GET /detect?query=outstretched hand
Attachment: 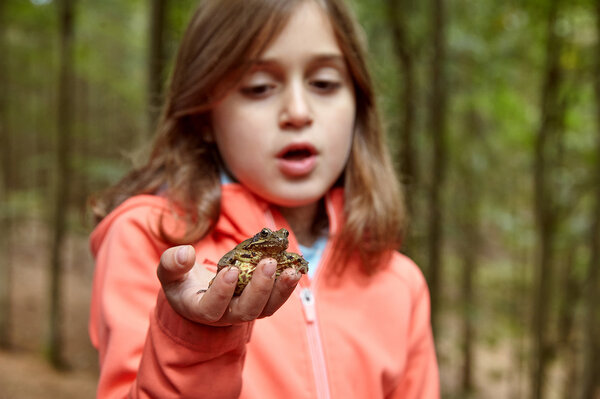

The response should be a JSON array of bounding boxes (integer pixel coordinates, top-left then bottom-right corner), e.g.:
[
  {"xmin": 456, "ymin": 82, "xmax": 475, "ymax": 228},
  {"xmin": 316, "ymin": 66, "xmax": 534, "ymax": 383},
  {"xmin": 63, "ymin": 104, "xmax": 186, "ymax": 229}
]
[{"xmin": 157, "ymin": 245, "xmax": 302, "ymax": 326}]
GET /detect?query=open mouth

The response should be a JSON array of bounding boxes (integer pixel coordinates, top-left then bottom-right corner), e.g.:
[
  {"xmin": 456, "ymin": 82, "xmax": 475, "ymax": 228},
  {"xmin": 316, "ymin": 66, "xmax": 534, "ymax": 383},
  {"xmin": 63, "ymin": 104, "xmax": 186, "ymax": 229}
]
[
  {"xmin": 276, "ymin": 143, "xmax": 318, "ymax": 177},
  {"xmin": 277, "ymin": 143, "xmax": 317, "ymax": 160},
  {"xmin": 281, "ymin": 147, "xmax": 315, "ymax": 160}
]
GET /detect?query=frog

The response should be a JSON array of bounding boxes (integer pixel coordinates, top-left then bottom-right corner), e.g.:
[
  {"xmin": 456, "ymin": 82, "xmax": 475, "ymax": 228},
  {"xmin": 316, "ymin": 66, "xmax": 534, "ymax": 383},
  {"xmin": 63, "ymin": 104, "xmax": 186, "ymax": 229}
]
[{"xmin": 215, "ymin": 227, "xmax": 309, "ymax": 296}]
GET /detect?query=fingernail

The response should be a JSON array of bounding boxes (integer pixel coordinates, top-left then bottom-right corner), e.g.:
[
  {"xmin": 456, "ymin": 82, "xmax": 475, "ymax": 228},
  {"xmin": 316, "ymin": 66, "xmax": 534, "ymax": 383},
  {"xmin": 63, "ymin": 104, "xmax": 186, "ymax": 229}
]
[
  {"xmin": 262, "ymin": 260, "xmax": 277, "ymax": 278},
  {"xmin": 224, "ymin": 267, "xmax": 239, "ymax": 284},
  {"xmin": 284, "ymin": 269, "xmax": 301, "ymax": 285},
  {"xmin": 176, "ymin": 246, "xmax": 190, "ymax": 266}
]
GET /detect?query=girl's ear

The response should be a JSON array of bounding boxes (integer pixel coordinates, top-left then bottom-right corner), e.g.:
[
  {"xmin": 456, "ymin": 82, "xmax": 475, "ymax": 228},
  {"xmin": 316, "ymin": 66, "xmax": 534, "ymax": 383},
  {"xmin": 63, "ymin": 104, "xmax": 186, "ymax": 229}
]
[
  {"xmin": 201, "ymin": 127, "xmax": 215, "ymax": 143},
  {"xmin": 191, "ymin": 114, "xmax": 215, "ymax": 143}
]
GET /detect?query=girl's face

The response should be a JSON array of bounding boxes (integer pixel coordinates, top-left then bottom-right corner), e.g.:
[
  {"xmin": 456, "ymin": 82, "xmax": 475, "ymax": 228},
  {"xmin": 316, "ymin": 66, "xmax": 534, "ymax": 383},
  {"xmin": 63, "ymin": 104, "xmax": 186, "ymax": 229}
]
[{"xmin": 211, "ymin": 1, "xmax": 356, "ymax": 208}]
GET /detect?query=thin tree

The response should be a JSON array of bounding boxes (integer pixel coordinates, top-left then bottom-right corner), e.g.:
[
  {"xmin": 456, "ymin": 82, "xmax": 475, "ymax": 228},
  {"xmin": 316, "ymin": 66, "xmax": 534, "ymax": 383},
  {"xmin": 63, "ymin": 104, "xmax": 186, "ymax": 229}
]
[
  {"xmin": 426, "ymin": 0, "xmax": 448, "ymax": 330},
  {"xmin": 148, "ymin": 0, "xmax": 168, "ymax": 135},
  {"xmin": 458, "ymin": 108, "xmax": 484, "ymax": 396},
  {"xmin": 580, "ymin": 1, "xmax": 600, "ymax": 397},
  {"xmin": 531, "ymin": 0, "xmax": 565, "ymax": 397},
  {"xmin": 386, "ymin": 0, "xmax": 419, "ymax": 243},
  {"xmin": 553, "ymin": 245, "xmax": 580, "ymax": 399},
  {"xmin": 0, "ymin": 0, "xmax": 12, "ymax": 350},
  {"xmin": 47, "ymin": 0, "xmax": 75, "ymax": 369}
]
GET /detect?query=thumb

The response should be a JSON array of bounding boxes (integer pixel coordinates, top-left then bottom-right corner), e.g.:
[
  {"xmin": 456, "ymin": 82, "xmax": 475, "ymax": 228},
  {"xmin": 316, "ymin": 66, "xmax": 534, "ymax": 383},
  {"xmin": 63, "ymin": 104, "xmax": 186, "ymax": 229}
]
[{"xmin": 157, "ymin": 245, "xmax": 196, "ymax": 286}]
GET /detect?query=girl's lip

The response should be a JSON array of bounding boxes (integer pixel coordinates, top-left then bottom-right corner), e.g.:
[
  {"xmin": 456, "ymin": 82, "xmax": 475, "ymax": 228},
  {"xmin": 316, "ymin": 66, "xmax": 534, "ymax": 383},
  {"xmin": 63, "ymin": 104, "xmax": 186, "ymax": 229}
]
[{"xmin": 276, "ymin": 143, "xmax": 318, "ymax": 177}]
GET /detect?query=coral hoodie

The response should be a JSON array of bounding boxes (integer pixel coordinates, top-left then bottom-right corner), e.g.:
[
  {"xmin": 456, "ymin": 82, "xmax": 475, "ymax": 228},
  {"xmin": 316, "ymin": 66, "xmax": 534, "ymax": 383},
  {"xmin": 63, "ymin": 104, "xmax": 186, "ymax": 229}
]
[{"xmin": 89, "ymin": 184, "xmax": 440, "ymax": 398}]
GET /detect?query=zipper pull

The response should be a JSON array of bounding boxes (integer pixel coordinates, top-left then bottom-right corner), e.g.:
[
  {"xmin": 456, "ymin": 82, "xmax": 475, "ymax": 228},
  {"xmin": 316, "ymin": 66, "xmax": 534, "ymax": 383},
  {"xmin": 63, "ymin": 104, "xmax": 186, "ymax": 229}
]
[{"xmin": 300, "ymin": 288, "xmax": 316, "ymax": 323}]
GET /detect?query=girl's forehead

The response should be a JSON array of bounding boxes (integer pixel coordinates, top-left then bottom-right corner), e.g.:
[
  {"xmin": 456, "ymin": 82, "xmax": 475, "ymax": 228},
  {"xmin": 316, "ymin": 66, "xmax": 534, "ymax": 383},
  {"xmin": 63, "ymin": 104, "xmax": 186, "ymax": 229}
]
[{"xmin": 258, "ymin": 1, "xmax": 342, "ymax": 60}]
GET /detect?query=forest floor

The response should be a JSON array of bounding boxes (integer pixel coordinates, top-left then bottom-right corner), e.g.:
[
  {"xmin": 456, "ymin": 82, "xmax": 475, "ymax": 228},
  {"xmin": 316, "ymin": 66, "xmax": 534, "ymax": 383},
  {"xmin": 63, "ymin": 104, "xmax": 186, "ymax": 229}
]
[
  {"xmin": 0, "ymin": 220, "xmax": 571, "ymax": 399},
  {"xmin": 0, "ymin": 220, "xmax": 98, "ymax": 399}
]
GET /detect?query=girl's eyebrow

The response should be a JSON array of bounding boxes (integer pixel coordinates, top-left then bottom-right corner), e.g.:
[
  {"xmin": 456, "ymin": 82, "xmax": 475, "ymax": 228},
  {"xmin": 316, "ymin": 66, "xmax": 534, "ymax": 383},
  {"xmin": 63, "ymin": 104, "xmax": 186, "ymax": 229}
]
[
  {"xmin": 248, "ymin": 53, "xmax": 347, "ymax": 68},
  {"xmin": 310, "ymin": 54, "xmax": 347, "ymax": 66}
]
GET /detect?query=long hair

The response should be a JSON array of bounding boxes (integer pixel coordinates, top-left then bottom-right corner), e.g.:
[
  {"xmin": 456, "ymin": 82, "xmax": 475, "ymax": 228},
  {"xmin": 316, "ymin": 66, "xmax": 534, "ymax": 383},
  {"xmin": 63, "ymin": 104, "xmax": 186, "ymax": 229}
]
[{"xmin": 91, "ymin": 0, "xmax": 405, "ymax": 273}]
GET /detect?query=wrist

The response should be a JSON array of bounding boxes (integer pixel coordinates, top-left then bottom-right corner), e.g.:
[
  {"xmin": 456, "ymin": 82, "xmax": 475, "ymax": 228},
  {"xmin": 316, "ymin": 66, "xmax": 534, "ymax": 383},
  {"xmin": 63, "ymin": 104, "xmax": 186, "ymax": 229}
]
[{"xmin": 154, "ymin": 290, "xmax": 253, "ymax": 352}]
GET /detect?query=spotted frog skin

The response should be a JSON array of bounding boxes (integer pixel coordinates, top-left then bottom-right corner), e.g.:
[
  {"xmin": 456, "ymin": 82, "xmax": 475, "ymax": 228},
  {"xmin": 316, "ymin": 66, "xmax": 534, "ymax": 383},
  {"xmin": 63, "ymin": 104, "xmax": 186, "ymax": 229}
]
[{"xmin": 216, "ymin": 228, "xmax": 309, "ymax": 296}]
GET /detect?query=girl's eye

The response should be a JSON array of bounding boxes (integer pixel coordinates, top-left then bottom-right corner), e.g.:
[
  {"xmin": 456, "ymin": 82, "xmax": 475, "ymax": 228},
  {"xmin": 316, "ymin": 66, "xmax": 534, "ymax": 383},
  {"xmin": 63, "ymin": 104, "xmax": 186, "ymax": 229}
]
[
  {"xmin": 309, "ymin": 64, "xmax": 348, "ymax": 93},
  {"xmin": 310, "ymin": 80, "xmax": 342, "ymax": 93},
  {"xmin": 240, "ymin": 84, "xmax": 274, "ymax": 98}
]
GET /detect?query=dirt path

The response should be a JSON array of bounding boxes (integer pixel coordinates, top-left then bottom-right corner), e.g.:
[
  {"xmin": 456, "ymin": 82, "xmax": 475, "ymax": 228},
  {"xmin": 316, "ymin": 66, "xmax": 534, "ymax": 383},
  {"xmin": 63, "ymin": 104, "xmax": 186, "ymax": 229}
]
[
  {"xmin": 1, "ymin": 221, "xmax": 99, "ymax": 398},
  {"xmin": 0, "ymin": 350, "xmax": 97, "ymax": 399}
]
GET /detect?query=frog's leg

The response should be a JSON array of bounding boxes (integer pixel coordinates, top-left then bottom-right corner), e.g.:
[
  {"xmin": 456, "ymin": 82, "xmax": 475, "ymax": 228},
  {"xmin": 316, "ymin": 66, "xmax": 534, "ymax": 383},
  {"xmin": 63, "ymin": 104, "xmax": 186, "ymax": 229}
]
[{"xmin": 286, "ymin": 254, "xmax": 309, "ymax": 274}]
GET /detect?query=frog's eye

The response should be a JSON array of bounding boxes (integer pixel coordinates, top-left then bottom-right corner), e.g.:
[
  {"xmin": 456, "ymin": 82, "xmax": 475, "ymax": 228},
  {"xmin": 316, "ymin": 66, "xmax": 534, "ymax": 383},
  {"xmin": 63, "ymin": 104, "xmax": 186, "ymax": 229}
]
[
  {"xmin": 260, "ymin": 228, "xmax": 270, "ymax": 237},
  {"xmin": 281, "ymin": 229, "xmax": 289, "ymax": 238}
]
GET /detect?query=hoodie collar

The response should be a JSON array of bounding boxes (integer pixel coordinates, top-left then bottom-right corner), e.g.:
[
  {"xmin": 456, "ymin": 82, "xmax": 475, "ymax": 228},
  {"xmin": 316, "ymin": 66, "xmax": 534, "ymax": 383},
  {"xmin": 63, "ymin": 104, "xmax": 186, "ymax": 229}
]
[{"xmin": 90, "ymin": 184, "xmax": 345, "ymax": 256}]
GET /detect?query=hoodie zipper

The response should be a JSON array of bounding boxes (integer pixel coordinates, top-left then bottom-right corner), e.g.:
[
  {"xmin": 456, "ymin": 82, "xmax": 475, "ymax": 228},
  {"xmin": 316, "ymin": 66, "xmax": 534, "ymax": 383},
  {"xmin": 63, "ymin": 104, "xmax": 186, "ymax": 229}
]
[
  {"xmin": 265, "ymin": 207, "xmax": 332, "ymax": 399},
  {"xmin": 300, "ymin": 287, "xmax": 331, "ymax": 399}
]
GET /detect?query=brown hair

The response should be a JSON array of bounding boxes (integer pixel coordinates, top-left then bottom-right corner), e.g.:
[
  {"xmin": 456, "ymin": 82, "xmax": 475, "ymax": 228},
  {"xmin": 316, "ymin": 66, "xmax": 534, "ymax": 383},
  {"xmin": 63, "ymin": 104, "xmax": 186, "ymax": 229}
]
[{"xmin": 91, "ymin": 0, "xmax": 405, "ymax": 273}]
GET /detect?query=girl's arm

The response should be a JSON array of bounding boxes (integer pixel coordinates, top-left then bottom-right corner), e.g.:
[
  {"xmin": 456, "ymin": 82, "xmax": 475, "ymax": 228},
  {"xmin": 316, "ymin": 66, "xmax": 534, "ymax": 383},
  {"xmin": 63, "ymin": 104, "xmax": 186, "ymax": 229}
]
[
  {"xmin": 133, "ymin": 290, "xmax": 253, "ymax": 399},
  {"xmin": 90, "ymin": 210, "xmax": 166, "ymax": 399},
  {"xmin": 128, "ymin": 246, "xmax": 302, "ymax": 398},
  {"xmin": 387, "ymin": 279, "xmax": 440, "ymax": 399}
]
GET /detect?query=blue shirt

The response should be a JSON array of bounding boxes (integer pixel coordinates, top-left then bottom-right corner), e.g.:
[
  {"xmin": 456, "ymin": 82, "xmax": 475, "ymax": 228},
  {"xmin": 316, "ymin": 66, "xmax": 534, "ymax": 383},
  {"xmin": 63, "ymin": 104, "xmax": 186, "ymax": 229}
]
[{"xmin": 299, "ymin": 235, "xmax": 328, "ymax": 279}]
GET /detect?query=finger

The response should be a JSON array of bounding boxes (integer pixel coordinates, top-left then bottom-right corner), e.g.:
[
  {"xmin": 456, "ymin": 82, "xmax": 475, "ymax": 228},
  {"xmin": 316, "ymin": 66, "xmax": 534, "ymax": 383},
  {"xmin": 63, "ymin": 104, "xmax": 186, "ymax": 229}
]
[
  {"xmin": 260, "ymin": 267, "xmax": 302, "ymax": 317},
  {"xmin": 157, "ymin": 245, "xmax": 195, "ymax": 287},
  {"xmin": 228, "ymin": 258, "xmax": 277, "ymax": 321},
  {"xmin": 190, "ymin": 266, "xmax": 239, "ymax": 324}
]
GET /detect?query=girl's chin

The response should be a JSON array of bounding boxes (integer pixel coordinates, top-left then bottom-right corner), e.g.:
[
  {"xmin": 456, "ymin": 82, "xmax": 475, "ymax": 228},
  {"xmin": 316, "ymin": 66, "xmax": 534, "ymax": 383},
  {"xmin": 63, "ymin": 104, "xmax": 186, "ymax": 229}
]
[
  {"xmin": 238, "ymin": 172, "xmax": 339, "ymax": 207},
  {"xmin": 264, "ymin": 194, "xmax": 323, "ymax": 208},
  {"xmin": 256, "ymin": 187, "xmax": 329, "ymax": 208}
]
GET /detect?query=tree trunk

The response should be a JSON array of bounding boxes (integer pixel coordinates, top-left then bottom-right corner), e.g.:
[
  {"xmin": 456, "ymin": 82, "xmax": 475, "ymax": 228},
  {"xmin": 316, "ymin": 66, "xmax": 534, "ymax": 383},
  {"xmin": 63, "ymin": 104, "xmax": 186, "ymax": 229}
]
[
  {"xmin": 148, "ymin": 0, "xmax": 168, "ymax": 135},
  {"xmin": 75, "ymin": 78, "xmax": 90, "ymax": 214},
  {"xmin": 580, "ymin": 1, "xmax": 600, "ymax": 397},
  {"xmin": 386, "ymin": 0, "xmax": 418, "ymax": 245},
  {"xmin": 459, "ymin": 109, "xmax": 483, "ymax": 396},
  {"xmin": 47, "ymin": 0, "xmax": 75, "ymax": 369},
  {"xmin": 557, "ymin": 248, "xmax": 580, "ymax": 399},
  {"xmin": 426, "ymin": 0, "xmax": 448, "ymax": 331},
  {"xmin": 0, "ymin": 0, "xmax": 12, "ymax": 350},
  {"xmin": 531, "ymin": 0, "xmax": 564, "ymax": 397},
  {"xmin": 556, "ymin": 248, "xmax": 578, "ymax": 349}
]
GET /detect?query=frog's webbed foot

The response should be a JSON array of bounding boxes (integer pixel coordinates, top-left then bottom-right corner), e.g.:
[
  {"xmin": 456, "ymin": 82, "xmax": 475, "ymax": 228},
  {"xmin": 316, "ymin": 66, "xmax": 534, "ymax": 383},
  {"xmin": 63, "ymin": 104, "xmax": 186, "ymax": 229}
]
[{"xmin": 281, "ymin": 253, "xmax": 309, "ymax": 274}]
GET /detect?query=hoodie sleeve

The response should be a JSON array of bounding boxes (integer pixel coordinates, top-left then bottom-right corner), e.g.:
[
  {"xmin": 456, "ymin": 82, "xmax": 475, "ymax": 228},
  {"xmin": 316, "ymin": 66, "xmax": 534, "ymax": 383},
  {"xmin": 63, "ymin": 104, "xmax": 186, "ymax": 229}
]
[
  {"xmin": 387, "ymin": 268, "xmax": 440, "ymax": 399},
  {"xmin": 89, "ymin": 201, "xmax": 251, "ymax": 399},
  {"xmin": 132, "ymin": 291, "xmax": 252, "ymax": 399}
]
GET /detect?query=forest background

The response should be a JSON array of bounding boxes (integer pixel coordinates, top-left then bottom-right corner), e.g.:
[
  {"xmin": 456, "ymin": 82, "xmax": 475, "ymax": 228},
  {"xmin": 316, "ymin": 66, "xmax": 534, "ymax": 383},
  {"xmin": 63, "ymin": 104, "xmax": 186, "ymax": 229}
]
[{"xmin": 0, "ymin": 0, "xmax": 599, "ymax": 398}]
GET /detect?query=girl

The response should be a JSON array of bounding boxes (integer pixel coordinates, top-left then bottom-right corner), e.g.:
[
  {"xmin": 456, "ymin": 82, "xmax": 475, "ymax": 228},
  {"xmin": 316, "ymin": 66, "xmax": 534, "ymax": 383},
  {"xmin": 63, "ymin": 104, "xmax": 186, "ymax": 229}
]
[{"xmin": 89, "ymin": 0, "xmax": 439, "ymax": 398}]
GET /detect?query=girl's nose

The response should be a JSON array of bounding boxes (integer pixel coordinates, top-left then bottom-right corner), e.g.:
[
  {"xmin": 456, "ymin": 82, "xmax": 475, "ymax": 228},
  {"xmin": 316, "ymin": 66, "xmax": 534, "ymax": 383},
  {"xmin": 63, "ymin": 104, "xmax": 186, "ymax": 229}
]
[{"xmin": 279, "ymin": 82, "xmax": 313, "ymax": 129}]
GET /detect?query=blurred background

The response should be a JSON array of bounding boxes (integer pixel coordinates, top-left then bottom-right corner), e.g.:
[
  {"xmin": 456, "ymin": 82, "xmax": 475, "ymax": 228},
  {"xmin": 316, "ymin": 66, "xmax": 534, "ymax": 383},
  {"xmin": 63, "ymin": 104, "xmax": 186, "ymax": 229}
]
[{"xmin": 0, "ymin": 0, "xmax": 599, "ymax": 398}]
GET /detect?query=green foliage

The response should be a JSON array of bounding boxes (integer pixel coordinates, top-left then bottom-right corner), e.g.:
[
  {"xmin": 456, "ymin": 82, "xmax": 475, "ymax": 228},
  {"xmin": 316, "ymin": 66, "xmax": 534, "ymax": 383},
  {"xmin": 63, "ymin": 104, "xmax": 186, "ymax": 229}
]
[{"xmin": 76, "ymin": 0, "xmax": 146, "ymax": 108}]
